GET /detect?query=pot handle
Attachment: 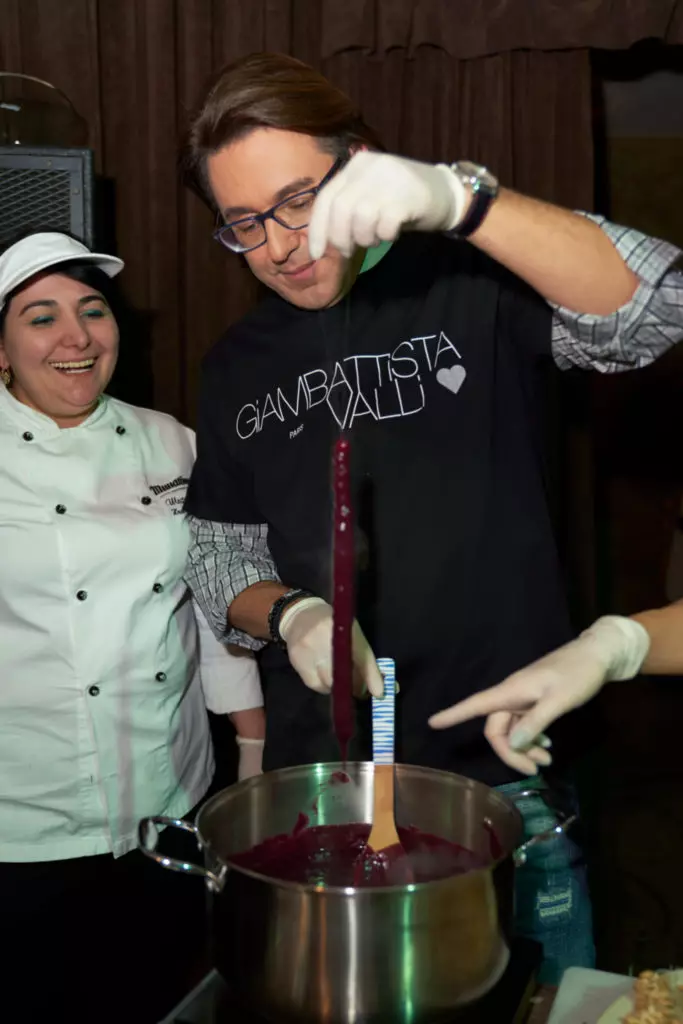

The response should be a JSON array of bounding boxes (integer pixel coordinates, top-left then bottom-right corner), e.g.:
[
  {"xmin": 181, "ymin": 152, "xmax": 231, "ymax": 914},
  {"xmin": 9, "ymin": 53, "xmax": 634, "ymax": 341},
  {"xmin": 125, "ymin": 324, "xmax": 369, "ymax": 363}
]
[
  {"xmin": 508, "ymin": 789, "xmax": 577, "ymax": 868},
  {"xmin": 137, "ymin": 815, "xmax": 226, "ymax": 892}
]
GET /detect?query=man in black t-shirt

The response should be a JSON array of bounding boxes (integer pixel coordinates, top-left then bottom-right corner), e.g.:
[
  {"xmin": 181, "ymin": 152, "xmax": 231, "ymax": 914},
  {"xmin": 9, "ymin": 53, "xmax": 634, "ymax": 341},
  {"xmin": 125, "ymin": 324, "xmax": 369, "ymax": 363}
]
[{"xmin": 181, "ymin": 53, "xmax": 683, "ymax": 982}]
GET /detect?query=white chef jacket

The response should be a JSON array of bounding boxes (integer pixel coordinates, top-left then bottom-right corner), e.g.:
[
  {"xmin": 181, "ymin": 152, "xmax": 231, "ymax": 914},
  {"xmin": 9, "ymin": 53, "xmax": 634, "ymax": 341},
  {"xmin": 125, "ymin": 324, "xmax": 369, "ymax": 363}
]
[{"xmin": 0, "ymin": 384, "xmax": 262, "ymax": 862}]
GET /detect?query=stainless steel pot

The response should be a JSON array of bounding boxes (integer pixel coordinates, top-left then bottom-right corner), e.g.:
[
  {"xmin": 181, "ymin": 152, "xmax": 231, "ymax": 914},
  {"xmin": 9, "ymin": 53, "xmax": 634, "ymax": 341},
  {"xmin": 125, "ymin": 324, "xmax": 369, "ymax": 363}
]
[{"xmin": 139, "ymin": 763, "xmax": 573, "ymax": 1023}]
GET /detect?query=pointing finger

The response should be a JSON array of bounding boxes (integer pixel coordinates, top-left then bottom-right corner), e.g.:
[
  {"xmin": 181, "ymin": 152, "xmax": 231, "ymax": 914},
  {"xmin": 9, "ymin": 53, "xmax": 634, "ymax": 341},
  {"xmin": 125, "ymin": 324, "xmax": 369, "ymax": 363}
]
[{"xmin": 428, "ymin": 681, "xmax": 535, "ymax": 730}]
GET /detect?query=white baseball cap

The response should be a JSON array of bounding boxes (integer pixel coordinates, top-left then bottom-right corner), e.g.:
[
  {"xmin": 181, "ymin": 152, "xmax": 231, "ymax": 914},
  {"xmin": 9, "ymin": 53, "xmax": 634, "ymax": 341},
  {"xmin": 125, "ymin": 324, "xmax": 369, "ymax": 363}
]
[{"xmin": 0, "ymin": 232, "xmax": 124, "ymax": 312}]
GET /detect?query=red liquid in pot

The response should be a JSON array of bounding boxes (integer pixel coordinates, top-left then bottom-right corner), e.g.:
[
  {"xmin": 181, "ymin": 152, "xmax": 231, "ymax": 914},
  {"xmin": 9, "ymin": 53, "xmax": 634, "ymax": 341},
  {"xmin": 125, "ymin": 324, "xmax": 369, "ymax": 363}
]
[{"xmin": 230, "ymin": 822, "xmax": 488, "ymax": 888}]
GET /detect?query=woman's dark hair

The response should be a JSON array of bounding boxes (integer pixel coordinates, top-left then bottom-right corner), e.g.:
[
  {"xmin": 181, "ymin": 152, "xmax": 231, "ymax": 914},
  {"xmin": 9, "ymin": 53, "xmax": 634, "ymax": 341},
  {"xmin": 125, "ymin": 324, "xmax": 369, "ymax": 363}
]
[
  {"xmin": 0, "ymin": 227, "xmax": 122, "ymax": 336},
  {"xmin": 180, "ymin": 52, "xmax": 385, "ymax": 210}
]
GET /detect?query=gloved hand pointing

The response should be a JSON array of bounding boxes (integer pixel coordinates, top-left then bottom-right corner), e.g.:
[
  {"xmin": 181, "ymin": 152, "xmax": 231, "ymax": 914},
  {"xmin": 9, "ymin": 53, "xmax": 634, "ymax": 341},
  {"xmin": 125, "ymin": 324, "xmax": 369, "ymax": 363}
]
[
  {"xmin": 279, "ymin": 596, "xmax": 384, "ymax": 698},
  {"xmin": 428, "ymin": 616, "xmax": 651, "ymax": 776}
]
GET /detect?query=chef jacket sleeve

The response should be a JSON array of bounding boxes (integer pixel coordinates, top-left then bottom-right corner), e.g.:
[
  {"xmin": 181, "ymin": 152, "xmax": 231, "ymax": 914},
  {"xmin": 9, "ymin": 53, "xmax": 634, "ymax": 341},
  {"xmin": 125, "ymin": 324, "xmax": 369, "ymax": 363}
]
[
  {"xmin": 193, "ymin": 598, "xmax": 264, "ymax": 713},
  {"xmin": 551, "ymin": 215, "xmax": 683, "ymax": 373}
]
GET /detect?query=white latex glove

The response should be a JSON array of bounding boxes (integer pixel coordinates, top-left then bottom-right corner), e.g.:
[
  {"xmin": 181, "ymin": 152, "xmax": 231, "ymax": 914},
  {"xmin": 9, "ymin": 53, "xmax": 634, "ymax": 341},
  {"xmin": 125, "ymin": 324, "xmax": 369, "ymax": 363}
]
[
  {"xmin": 428, "ymin": 616, "xmax": 651, "ymax": 776},
  {"xmin": 236, "ymin": 736, "xmax": 265, "ymax": 780},
  {"xmin": 278, "ymin": 596, "xmax": 384, "ymax": 698},
  {"xmin": 308, "ymin": 151, "xmax": 469, "ymax": 260}
]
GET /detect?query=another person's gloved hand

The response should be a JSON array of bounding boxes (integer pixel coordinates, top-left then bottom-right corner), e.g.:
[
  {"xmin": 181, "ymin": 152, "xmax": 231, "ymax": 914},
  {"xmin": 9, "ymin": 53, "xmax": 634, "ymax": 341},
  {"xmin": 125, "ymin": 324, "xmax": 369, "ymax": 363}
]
[
  {"xmin": 308, "ymin": 152, "xmax": 470, "ymax": 260},
  {"xmin": 278, "ymin": 596, "xmax": 384, "ymax": 698},
  {"xmin": 236, "ymin": 736, "xmax": 265, "ymax": 781},
  {"xmin": 428, "ymin": 616, "xmax": 651, "ymax": 776}
]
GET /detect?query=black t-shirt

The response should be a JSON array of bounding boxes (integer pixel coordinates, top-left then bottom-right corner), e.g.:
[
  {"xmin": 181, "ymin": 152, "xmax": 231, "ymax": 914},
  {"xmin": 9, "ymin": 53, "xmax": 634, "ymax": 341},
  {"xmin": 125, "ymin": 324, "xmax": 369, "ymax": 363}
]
[{"xmin": 186, "ymin": 233, "xmax": 574, "ymax": 785}]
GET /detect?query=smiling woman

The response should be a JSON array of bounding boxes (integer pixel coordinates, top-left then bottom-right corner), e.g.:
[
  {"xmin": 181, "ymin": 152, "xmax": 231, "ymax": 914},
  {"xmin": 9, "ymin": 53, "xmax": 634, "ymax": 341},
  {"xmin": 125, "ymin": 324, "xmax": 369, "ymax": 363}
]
[
  {"xmin": 0, "ymin": 258, "xmax": 121, "ymax": 427},
  {"xmin": 0, "ymin": 230, "xmax": 265, "ymax": 1024},
  {"xmin": 0, "ymin": 229, "xmax": 124, "ymax": 423}
]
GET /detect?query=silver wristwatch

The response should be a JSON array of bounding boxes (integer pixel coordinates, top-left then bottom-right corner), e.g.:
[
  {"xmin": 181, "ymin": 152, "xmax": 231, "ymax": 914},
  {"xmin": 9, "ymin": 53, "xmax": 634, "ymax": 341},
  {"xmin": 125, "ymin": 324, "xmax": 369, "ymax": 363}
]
[{"xmin": 449, "ymin": 161, "xmax": 499, "ymax": 239}]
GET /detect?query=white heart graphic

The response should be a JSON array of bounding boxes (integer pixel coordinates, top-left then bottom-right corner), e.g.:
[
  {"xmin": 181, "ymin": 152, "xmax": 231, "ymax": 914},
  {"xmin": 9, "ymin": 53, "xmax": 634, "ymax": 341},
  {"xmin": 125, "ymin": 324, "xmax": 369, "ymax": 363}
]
[{"xmin": 436, "ymin": 365, "xmax": 467, "ymax": 394}]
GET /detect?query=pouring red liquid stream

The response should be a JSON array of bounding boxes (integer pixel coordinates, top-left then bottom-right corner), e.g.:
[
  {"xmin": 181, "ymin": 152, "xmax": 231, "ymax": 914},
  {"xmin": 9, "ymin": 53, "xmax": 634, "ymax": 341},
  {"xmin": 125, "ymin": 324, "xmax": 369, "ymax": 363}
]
[{"xmin": 332, "ymin": 438, "xmax": 354, "ymax": 761}]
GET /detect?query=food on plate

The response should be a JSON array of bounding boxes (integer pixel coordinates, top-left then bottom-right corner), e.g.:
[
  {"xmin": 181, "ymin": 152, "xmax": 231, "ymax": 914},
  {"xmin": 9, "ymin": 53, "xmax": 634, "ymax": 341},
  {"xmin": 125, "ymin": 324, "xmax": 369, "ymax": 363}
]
[{"xmin": 622, "ymin": 971, "xmax": 683, "ymax": 1023}]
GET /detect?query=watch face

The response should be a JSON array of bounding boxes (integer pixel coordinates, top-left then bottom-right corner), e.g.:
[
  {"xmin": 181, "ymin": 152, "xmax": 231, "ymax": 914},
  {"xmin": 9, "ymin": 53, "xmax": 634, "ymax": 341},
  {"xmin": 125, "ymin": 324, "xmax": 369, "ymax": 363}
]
[
  {"xmin": 458, "ymin": 160, "xmax": 484, "ymax": 176},
  {"xmin": 456, "ymin": 161, "xmax": 498, "ymax": 191}
]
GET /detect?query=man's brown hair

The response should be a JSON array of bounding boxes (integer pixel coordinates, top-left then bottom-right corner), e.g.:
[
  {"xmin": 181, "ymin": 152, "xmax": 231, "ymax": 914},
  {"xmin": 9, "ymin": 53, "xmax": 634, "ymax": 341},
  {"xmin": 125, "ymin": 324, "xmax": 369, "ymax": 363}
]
[{"xmin": 181, "ymin": 52, "xmax": 384, "ymax": 209}]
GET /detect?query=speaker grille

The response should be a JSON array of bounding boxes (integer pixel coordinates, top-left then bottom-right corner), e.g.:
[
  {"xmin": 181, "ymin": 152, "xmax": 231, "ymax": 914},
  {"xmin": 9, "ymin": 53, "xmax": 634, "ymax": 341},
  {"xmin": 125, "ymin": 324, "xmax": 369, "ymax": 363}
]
[
  {"xmin": 0, "ymin": 167, "xmax": 72, "ymax": 244},
  {"xmin": 0, "ymin": 147, "xmax": 93, "ymax": 247}
]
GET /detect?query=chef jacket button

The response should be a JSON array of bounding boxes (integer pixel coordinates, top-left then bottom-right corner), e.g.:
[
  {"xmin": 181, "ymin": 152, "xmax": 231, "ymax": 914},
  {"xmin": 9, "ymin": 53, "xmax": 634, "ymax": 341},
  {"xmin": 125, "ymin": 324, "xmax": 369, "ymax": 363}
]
[
  {"xmin": 152, "ymin": 582, "xmax": 163, "ymax": 593},
  {"xmin": 76, "ymin": 589, "xmax": 88, "ymax": 601},
  {"xmin": 88, "ymin": 685, "xmax": 100, "ymax": 697},
  {"xmin": 155, "ymin": 671, "xmax": 167, "ymax": 682},
  {"xmin": 141, "ymin": 496, "xmax": 152, "ymax": 506},
  {"xmin": 115, "ymin": 425, "xmax": 126, "ymax": 436},
  {"xmin": 55, "ymin": 504, "xmax": 67, "ymax": 515},
  {"xmin": 22, "ymin": 431, "xmax": 34, "ymax": 442}
]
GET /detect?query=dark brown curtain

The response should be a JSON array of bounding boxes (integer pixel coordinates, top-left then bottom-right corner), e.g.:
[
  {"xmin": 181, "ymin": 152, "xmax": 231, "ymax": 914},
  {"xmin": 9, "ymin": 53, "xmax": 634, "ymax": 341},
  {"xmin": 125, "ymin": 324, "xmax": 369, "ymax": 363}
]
[
  {"xmin": 319, "ymin": 0, "xmax": 683, "ymax": 57},
  {"xmin": 4, "ymin": 0, "xmax": 676, "ymax": 624},
  {"xmin": 0, "ymin": 0, "xmax": 598, "ymax": 424}
]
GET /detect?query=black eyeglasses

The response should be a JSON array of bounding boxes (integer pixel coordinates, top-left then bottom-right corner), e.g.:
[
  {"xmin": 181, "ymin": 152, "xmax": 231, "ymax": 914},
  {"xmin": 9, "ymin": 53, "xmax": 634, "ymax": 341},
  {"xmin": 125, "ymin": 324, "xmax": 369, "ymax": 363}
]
[{"xmin": 213, "ymin": 157, "xmax": 345, "ymax": 254}]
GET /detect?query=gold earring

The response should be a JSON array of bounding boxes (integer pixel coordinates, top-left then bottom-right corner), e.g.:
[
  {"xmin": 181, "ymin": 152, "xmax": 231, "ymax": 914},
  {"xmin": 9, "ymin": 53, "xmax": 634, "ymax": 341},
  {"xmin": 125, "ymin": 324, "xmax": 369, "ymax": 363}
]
[{"xmin": 0, "ymin": 367, "xmax": 11, "ymax": 388}]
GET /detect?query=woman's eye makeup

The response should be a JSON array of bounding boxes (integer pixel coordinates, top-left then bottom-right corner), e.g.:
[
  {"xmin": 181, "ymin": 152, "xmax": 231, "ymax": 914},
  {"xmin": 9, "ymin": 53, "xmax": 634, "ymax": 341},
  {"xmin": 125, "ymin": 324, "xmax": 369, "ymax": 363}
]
[{"xmin": 27, "ymin": 302, "xmax": 109, "ymax": 326}]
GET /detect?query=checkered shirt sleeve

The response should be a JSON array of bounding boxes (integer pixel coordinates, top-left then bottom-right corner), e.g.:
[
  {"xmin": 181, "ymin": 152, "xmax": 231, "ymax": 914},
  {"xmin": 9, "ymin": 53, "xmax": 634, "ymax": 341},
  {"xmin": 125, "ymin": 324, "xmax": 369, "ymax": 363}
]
[
  {"xmin": 551, "ymin": 214, "xmax": 683, "ymax": 373},
  {"xmin": 185, "ymin": 515, "xmax": 280, "ymax": 651}
]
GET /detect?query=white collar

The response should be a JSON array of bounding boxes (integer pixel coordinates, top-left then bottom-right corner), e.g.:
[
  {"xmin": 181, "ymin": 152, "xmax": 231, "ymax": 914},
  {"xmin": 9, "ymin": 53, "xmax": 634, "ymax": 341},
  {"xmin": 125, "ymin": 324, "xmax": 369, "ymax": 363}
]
[{"xmin": 0, "ymin": 382, "xmax": 110, "ymax": 440}]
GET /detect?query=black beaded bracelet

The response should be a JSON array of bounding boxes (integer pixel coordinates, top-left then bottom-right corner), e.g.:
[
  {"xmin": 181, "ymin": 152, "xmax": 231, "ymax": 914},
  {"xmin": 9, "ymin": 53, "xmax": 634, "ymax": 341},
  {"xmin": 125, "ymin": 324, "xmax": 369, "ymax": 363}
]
[{"xmin": 268, "ymin": 588, "xmax": 315, "ymax": 645}]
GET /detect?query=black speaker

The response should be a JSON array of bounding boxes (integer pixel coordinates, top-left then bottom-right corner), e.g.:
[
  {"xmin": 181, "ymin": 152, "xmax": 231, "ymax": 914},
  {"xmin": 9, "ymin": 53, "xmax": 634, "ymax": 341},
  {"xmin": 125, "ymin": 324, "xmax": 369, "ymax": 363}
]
[{"xmin": 0, "ymin": 145, "xmax": 94, "ymax": 248}]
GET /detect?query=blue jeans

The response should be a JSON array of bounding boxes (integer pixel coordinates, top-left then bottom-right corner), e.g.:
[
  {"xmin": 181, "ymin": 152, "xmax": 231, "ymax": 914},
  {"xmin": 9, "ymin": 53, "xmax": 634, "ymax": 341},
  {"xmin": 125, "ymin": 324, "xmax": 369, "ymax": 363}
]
[{"xmin": 497, "ymin": 777, "xmax": 595, "ymax": 984}]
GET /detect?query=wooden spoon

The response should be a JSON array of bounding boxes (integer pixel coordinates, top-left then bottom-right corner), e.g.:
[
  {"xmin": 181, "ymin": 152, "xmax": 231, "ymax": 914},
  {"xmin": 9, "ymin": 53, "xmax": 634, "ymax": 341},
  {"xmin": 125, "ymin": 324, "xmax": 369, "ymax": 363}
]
[
  {"xmin": 367, "ymin": 658, "xmax": 408, "ymax": 866},
  {"xmin": 368, "ymin": 762, "xmax": 402, "ymax": 852}
]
